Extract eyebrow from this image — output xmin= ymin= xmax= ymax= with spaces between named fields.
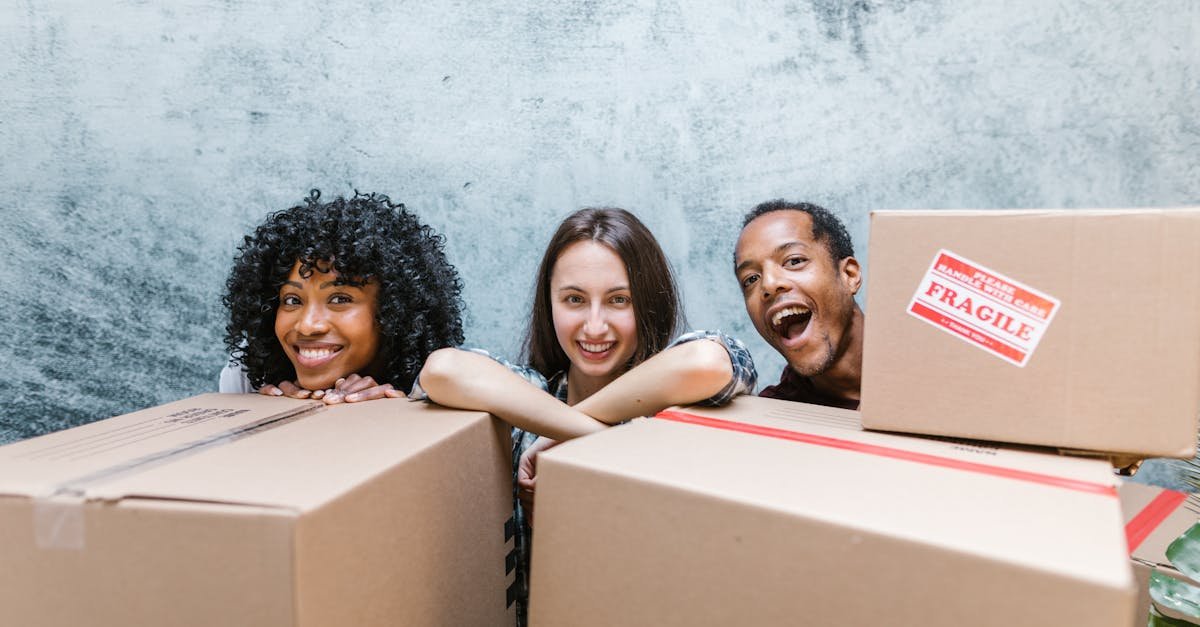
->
xmin=734 ymin=241 xmax=809 ymax=274
xmin=555 ymin=285 xmax=630 ymax=294
xmin=280 ymin=280 xmax=363 ymax=290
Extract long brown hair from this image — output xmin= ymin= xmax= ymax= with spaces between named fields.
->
xmin=522 ymin=208 xmax=682 ymax=378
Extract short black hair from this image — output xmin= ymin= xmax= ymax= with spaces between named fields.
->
xmin=223 ymin=190 xmax=465 ymax=391
xmin=742 ymin=199 xmax=855 ymax=261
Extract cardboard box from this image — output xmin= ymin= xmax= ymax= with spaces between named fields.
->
xmin=1118 ymin=480 xmax=1200 ymax=626
xmin=0 ymin=394 xmax=516 ymax=627
xmin=861 ymin=209 xmax=1200 ymax=459
xmin=528 ymin=395 xmax=1135 ymax=626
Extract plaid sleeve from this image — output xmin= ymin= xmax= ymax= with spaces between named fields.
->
xmin=668 ymin=329 xmax=758 ymax=406
xmin=408 ymin=347 xmax=550 ymax=400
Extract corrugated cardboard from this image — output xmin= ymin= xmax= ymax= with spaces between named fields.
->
xmin=861 ymin=209 xmax=1200 ymax=458
xmin=1118 ymin=480 xmax=1200 ymax=626
xmin=0 ymin=394 xmax=515 ymax=627
xmin=529 ymin=395 xmax=1135 ymax=627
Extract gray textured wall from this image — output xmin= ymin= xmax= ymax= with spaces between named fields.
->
xmin=2 ymin=1 xmax=1197 ymax=467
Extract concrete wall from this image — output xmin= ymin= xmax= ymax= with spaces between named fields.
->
xmin=2 ymin=1 xmax=1197 ymax=461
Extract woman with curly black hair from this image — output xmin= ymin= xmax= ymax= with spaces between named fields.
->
xmin=219 ymin=189 xmax=464 ymax=399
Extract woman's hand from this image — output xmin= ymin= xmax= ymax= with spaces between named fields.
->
xmin=258 ymin=380 xmax=316 ymax=399
xmin=320 ymin=374 xmax=405 ymax=404
xmin=258 ymin=375 xmax=403 ymax=403
xmin=517 ymin=436 xmax=559 ymax=527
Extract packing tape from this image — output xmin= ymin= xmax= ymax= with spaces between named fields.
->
xmin=34 ymin=491 xmax=86 ymax=550
xmin=506 ymin=579 xmax=520 ymax=608
xmin=655 ymin=410 xmax=1118 ymax=497
xmin=1126 ymin=488 xmax=1189 ymax=554
xmin=32 ymin=402 xmax=321 ymax=551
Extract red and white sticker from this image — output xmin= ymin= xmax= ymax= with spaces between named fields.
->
xmin=907 ymin=250 xmax=1060 ymax=367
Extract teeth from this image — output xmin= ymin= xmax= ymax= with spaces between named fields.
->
xmin=771 ymin=306 xmax=811 ymax=328
xmin=298 ymin=347 xmax=338 ymax=359
xmin=580 ymin=342 xmax=614 ymax=353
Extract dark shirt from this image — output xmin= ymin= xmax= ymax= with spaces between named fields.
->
xmin=758 ymin=366 xmax=860 ymax=410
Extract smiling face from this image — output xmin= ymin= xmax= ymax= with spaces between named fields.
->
xmin=549 ymin=241 xmax=639 ymax=391
xmin=274 ymin=261 xmax=382 ymax=390
xmin=735 ymin=211 xmax=862 ymax=378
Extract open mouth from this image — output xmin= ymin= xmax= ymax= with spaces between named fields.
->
xmin=770 ymin=305 xmax=812 ymax=341
xmin=578 ymin=341 xmax=615 ymax=360
xmin=294 ymin=345 xmax=343 ymax=367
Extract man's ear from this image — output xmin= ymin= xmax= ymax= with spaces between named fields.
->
xmin=839 ymin=256 xmax=862 ymax=295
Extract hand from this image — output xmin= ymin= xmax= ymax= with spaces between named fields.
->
xmin=258 ymin=380 xmax=317 ymax=399
xmin=320 ymin=374 xmax=404 ymax=404
xmin=517 ymin=436 xmax=559 ymax=527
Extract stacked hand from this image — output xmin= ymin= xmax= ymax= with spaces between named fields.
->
xmin=257 ymin=374 xmax=405 ymax=404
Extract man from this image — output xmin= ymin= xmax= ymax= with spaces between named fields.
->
xmin=734 ymin=200 xmax=864 ymax=409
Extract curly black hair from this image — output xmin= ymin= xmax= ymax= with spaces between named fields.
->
xmin=223 ymin=190 xmax=465 ymax=391
xmin=742 ymin=199 xmax=855 ymax=261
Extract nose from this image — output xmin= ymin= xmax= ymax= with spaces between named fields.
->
xmin=759 ymin=263 xmax=789 ymax=299
xmin=296 ymin=303 xmax=331 ymax=336
xmin=582 ymin=303 xmax=609 ymax=336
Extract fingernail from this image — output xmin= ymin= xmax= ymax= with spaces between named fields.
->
xmin=336 ymin=378 xmax=346 ymax=385
xmin=271 ymin=388 xmax=283 ymax=396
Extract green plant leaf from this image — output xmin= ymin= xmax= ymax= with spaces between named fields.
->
xmin=1168 ymin=523 xmax=1200 ymax=583
xmin=1150 ymin=604 xmax=1200 ymax=626
xmin=1150 ymin=571 xmax=1200 ymax=621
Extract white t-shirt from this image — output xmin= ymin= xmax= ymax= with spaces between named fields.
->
xmin=218 ymin=362 xmax=256 ymax=393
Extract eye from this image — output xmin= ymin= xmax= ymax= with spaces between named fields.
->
xmin=783 ymin=256 xmax=808 ymax=268
xmin=565 ymin=294 xmax=584 ymax=305
xmin=610 ymin=294 xmax=631 ymax=306
xmin=329 ymin=293 xmax=354 ymax=305
xmin=280 ymin=294 xmax=302 ymax=306
xmin=740 ymin=274 xmax=759 ymax=289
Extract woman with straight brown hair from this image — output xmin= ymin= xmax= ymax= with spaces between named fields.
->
xmin=416 ymin=207 xmax=756 ymax=625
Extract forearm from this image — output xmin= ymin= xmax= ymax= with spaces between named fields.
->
xmin=419 ymin=348 xmax=607 ymax=440
xmin=574 ymin=339 xmax=733 ymax=425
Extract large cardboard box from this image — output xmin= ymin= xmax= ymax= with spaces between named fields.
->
xmin=0 ymin=394 xmax=516 ymax=627
xmin=529 ymin=395 xmax=1135 ymax=626
xmin=861 ymin=209 xmax=1200 ymax=459
xmin=1118 ymin=480 xmax=1200 ymax=626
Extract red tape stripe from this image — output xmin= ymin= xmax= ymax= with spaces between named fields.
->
xmin=654 ymin=410 xmax=1117 ymax=497
xmin=1125 ymin=489 xmax=1188 ymax=554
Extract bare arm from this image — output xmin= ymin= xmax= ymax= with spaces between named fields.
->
xmin=573 ymin=338 xmax=734 ymax=425
xmin=418 ymin=348 xmax=608 ymax=441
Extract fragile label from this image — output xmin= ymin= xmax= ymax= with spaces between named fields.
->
xmin=907 ymin=250 xmax=1060 ymax=367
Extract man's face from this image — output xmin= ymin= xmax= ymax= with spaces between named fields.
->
xmin=735 ymin=211 xmax=861 ymax=377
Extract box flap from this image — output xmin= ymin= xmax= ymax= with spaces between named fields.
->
xmin=80 ymin=399 xmax=494 ymax=511
xmin=1120 ymin=480 xmax=1200 ymax=573
xmin=0 ymin=394 xmax=319 ymax=498
xmin=547 ymin=396 xmax=1130 ymax=590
